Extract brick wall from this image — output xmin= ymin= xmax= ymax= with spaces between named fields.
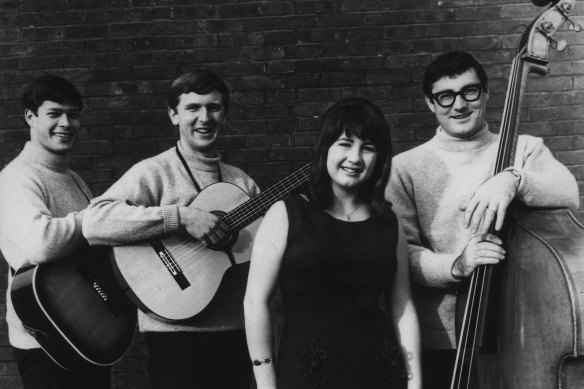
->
xmin=1 ymin=1 xmax=583 ymax=388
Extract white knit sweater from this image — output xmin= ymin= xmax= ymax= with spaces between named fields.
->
xmin=83 ymin=141 xmax=260 ymax=333
xmin=0 ymin=142 xmax=92 ymax=349
xmin=386 ymin=124 xmax=579 ymax=349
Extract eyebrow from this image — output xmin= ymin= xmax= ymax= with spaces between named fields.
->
xmin=46 ymin=107 xmax=80 ymax=113
xmin=184 ymin=102 xmax=223 ymax=109
xmin=433 ymin=83 xmax=481 ymax=94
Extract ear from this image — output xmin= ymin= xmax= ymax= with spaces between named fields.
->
xmin=484 ymin=84 xmax=490 ymax=101
xmin=168 ymin=107 xmax=179 ymax=126
xmin=425 ymin=96 xmax=436 ymax=114
xmin=24 ymin=109 xmax=36 ymax=127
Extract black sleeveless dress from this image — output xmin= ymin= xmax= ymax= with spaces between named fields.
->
xmin=277 ymin=196 xmax=407 ymax=389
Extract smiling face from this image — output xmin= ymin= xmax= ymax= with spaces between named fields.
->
xmin=425 ymin=68 xmax=488 ymax=139
xmin=326 ymin=132 xmax=378 ymax=196
xmin=169 ymin=90 xmax=226 ymax=156
xmin=26 ymin=100 xmax=81 ymax=155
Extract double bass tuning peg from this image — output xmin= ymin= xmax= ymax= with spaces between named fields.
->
xmin=557 ymin=2 xmax=583 ymax=32
xmin=537 ymin=24 xmax=568 ymax=52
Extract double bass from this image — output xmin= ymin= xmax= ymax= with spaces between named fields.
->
xmin=451 ymin=1 xmax=584 ymax=388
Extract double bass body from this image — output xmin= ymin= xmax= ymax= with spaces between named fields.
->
xmin=450 ymin=1 xmax=584 ymax=387
xmin=494 ymin=207 xmax=584 ymax=388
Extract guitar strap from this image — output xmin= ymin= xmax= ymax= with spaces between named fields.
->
xmin=175 ymin=146 xmax=237 ymax=265
xmin=69 ymin=172 xmax=91 ymax=204
xmin=175 ymin=146 xmax=223 ymax=192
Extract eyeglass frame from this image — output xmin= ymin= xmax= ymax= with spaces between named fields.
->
xmin=430 ymin=83 xmax=486 ymax=108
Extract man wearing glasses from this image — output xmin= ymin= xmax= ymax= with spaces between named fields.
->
xmin=386 ymin=50 xmax=578 ymax=388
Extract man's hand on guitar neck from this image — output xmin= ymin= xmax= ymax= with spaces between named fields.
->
xmin=178 ymin=206 xmax=229 ymax=245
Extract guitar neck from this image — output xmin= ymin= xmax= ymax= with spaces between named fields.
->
xmin=222 ymin=163 xmax=311 ymax=231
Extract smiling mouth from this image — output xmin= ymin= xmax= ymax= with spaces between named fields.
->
xmin=194 ymin=127 xmax=215 ymax=134
xmin=451 ymin=112 xmax=472 ymax=120
xmin=341 ymin=166 xmax=363 ymax=174
xmin=53 ymin=132 xmax=74 ymax=139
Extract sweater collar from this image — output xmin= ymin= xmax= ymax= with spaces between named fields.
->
xmin=433 ymin=122 xmax=497 ymax=152
xmin=20 ymin=141 xmax=70 ymax=172
xmin=176 ymin=141 xmax=221 ymax=172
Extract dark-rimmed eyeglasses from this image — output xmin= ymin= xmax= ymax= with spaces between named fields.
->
xmin=431 ymin=84 xmax=485 ymax=108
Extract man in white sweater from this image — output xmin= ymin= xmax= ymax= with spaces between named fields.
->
xmin=0 ymin=75 xmax=110 ymax=388
xmin=386 ymin=51 xmax=579 ymax=388
xmin=82 ymin=70 xmax=259 ymax=389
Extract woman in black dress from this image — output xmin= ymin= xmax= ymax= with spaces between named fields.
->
xmin=244 ymin=98 xmax=422 ymax=389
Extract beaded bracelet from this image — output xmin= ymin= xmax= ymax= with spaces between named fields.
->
xmin=251 ymin=357 xmax=274 ymax=366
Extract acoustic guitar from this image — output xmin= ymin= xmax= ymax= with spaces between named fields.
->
xmin=111 ymin=163 xmax=311 ymax=327
xmin=10 ymin=245 xmax=137 ymax=371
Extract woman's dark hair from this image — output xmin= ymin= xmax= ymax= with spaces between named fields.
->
xmin=309 ymin=97 xmax=393 ymax=218
xmin=22 ymin=74 xmax=83 ymax=114
xmin=423 ymin=51 xmax=489 ymax=99
xmin=167 ymin=70 xmax=230 ymax=112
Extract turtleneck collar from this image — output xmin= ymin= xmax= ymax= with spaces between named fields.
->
xmin=176 ymin=141 xmax=221 ymax=173
xmin=19 ymin=141 xmax=70 ymax=172
xmin=433 ymin=122 xmax=497 ymax=153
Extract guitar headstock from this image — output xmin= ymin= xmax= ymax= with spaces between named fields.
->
xmin=519 ymin=0 xmax=580 ymax=74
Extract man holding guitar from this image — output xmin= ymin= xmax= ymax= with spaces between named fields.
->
xmin=386 ymin=51 xmax=579 ymax=388
xmin=82 ymin=70 xmax=259 ymax=389
xmin=0 ymin=75 xmax=111 ymax=388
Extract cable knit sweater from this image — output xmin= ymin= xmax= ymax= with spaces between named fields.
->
xmin=0 ymin=141 xmax=92 ymax=349
xmin=386 ymin=124 xmax=579 ymax=349
xmin=82 ymin=141 xmax=260 ymax=333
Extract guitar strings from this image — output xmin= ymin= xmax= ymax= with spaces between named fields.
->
xmin=167 ymin=165 xmax=311 ymax=265
xmin=166 ymin=164 xmax=310 ymax=258
xmin=172 ymin=165 xmax=310 ymax=258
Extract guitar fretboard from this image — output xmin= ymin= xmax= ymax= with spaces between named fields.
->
xmin=222 ymin=163 xmax=311 ymax=231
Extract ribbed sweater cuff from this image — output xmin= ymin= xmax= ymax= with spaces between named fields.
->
xmin=441 ymin=253 xmax=463 ymax=286
xmin=516 ymin=169 xmax=536 ymax=201
xmin=161 ymin=205 xmax=180 ymax=234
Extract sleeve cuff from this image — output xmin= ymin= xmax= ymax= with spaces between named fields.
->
xmin=161 ymin=205 xmax=180 ymax=234
xmin=512 ymin=168 xmax=536 ymax=201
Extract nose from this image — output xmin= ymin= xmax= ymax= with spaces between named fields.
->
xmin=198 ymin=108 xmax=210 ymax=123
xmin=452 ymin=94 xmax=468 ymax=111
xmin=346 ymin=145 xmax=362 ymax=163
xmin=58 ymin=114 xmax=70 ymax=127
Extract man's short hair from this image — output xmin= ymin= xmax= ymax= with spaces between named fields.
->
xmin=22 ymin=74 xmax=83 ymax=114
xmin=167 ymin=70 xmax=230 ymax=112
xmin=423 ymin=51 xmax=489 ymax=99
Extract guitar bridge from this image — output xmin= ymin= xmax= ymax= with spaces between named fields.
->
xmin=77 ymin=265 xmax=124 ymax=316
xmin=151 ymin=239 xmax=190 ymax=290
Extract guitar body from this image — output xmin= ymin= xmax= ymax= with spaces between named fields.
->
xmin=111 ymin=182 xmax=262 ymax=328
xmin=10 ymin=246 xmax=137 ymax=371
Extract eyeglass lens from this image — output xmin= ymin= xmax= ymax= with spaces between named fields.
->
xmin=435 ymin=85 xmax=482 ymax=107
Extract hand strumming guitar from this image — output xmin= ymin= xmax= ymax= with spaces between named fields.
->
xmin=179 ymin=206 xmax=229 ymax=245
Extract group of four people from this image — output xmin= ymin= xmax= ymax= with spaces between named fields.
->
xmin=0 ymin=50 xmax=578 ymax=389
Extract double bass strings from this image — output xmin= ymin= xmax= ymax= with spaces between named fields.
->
xmin=451 ymin=52 xmax=525 ymax=389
